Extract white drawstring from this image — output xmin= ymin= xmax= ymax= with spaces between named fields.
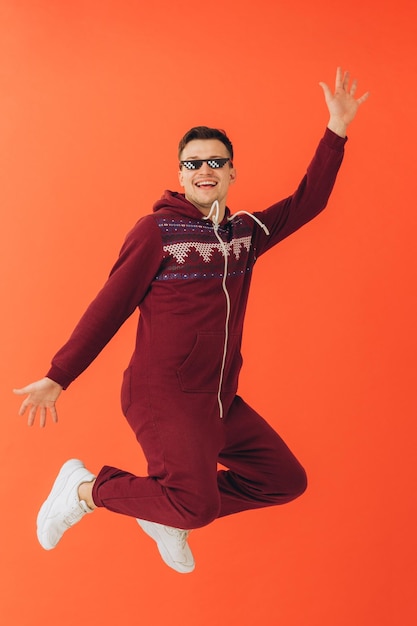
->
xmin=228 ymin=210 xmax=270 ymax=235
xmin=203 ymin=201 xmax=229 ymax=417
xmin=203 ymin=201 xmax=269 ymax=418
xmin=203 ymin=199 xmax=221 ymax=225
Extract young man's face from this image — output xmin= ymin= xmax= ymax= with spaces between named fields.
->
xmin=178 ymin=139 xmax=236 ymax=217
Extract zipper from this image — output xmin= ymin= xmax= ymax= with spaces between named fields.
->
xmin=204 ymin=201 xmax=229 ymax=418
xmin=204 ymin=201 xmax=270 ymax=418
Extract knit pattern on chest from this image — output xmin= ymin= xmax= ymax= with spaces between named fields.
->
xmin=155 ymin=216 xmax=254 ymax=281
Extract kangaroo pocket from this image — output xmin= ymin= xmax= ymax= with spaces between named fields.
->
xmin=177 ymin=331 xmax=242 ymax=393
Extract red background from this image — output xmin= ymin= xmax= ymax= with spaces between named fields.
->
xmin=1 ymin=1 xmax=416 ymax=624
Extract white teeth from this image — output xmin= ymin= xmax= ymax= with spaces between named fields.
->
xmin=196 ymin=181 xmax=216 ymax=187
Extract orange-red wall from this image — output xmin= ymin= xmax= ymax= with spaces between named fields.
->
xmin=2 ymin=1 xmax=416 ymax=624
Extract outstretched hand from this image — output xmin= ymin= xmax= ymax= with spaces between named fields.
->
xmin=13 ymin=377 xmax=63 ymax=427
xmin=319 ymin=67 xmax=370 ymax=137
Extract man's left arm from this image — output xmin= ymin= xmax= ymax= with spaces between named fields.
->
xmin=253 ymin=68 xmax=369 ymax=253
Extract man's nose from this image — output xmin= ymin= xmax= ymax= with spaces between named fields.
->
xmin=199 ymin=161 xmax=213 ymax=174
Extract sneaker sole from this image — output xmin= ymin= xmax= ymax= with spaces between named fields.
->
xmin=136 ymin=519 xmax=195 ymax=574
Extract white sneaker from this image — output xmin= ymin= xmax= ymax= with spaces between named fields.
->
xmin=37 ymin=459 xmax=95 ymax=550
xmin=136 ymin=519 xmax=195 ymax=574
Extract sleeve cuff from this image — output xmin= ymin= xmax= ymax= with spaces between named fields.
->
xmin=46 ymin=365 xmax=74 ymax=390
xmin=322 ymin=127 xmax=348 ymax=150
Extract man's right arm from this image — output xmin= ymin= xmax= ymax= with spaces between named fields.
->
xmin=14 ymin=215 xmax=163 ymax=427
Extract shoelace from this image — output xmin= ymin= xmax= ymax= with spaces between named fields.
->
xmin=63 ymin=500 xmax=89 ymax=528
xmin=165 ymin=526 xmax=190 ymax=548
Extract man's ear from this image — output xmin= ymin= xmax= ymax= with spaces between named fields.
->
xmin=178 ymin=169 xmax=184 ymax=187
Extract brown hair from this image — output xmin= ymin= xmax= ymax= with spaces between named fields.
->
xmin=178 ymin=126 xmax=234 ymax=161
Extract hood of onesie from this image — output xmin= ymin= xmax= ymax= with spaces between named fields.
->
xmin=152 ymin=190 xmax=231 ymax=222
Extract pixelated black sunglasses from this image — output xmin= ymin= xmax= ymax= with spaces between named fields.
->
xmin=179 ymin=157 xmax=232 ymax=170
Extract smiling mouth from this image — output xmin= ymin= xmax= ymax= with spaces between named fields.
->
xmin=195 ymin=180 xmax=217 ymax=188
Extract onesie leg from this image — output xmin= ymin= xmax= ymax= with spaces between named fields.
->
xmin=92 ymin=396 xmax=225 ymax=530
xmin=217 ymin=396 xmax=307 ymax=518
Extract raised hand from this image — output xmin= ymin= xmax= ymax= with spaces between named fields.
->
xmin=319 ymin=67 xmax=370 ymax=137
xmin=13 ymin=377 xmax=63 ymax=428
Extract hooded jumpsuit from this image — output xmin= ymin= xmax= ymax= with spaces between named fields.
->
xmin=46 ymin=129 xmax=346 ymax=530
